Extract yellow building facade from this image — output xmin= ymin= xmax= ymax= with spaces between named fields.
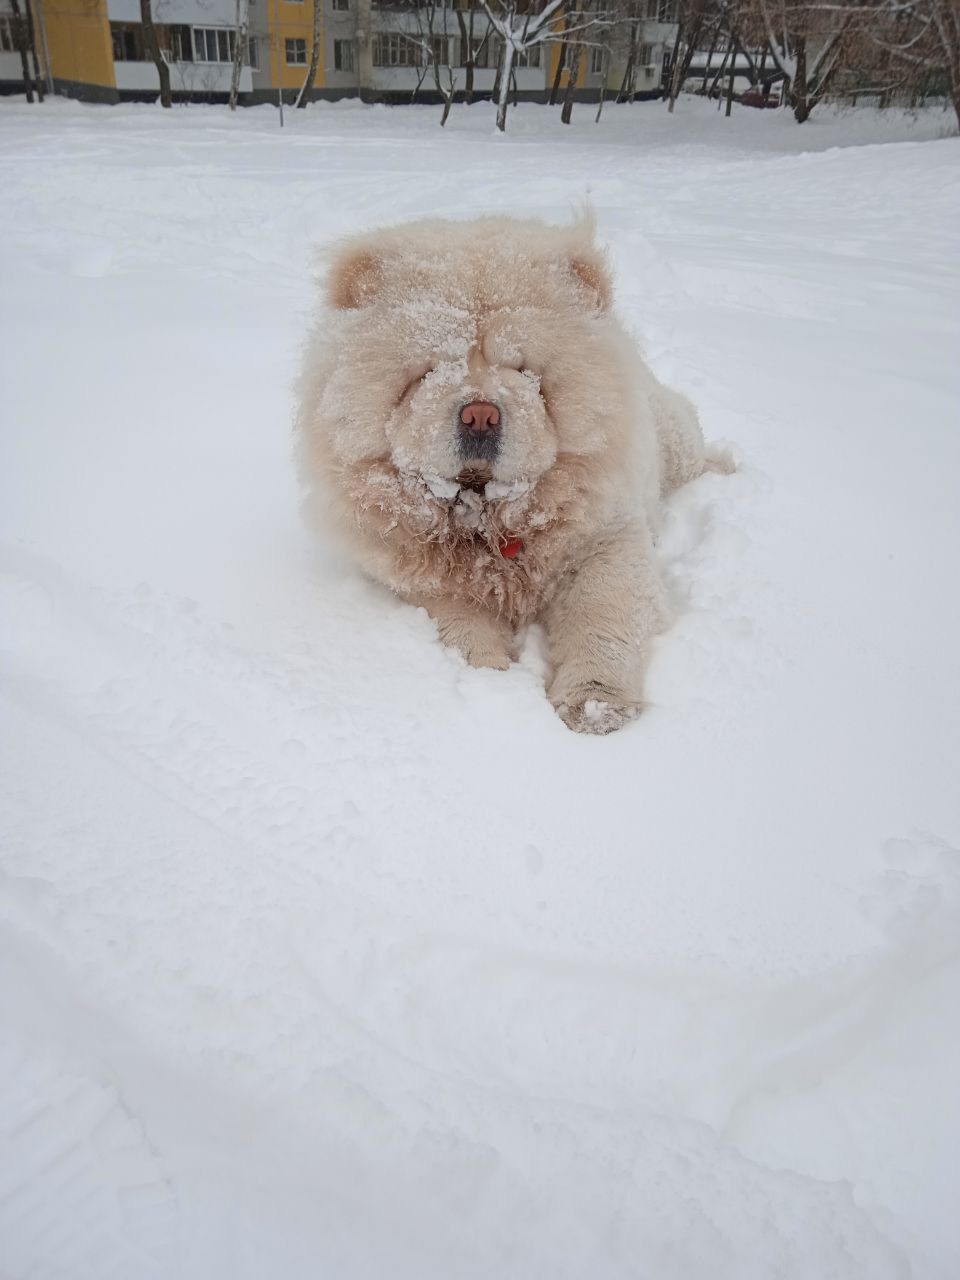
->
xmin=0 ymin=0 xmax=327 ymax=101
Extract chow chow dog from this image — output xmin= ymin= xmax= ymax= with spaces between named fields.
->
xmin=296 ymin=215 xmax=730 ymax=734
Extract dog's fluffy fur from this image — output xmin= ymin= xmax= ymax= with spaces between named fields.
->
xmin=296 ymin=215 xmax=730 ymax=734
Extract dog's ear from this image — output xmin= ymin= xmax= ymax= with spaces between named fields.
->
xmin=327 ymin=249 xmax=382 ymax=310
xmin=569 ymin=252 xmax=613 ymax=312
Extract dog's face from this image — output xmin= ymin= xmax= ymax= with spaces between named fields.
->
xmin=384 ymin=302 xmax=557 ymax=489
xmin=319 ymin=218 xmax=623 ymax=493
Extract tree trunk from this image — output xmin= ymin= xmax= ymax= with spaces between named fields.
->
xmin=17 ymin=45 xmax=35 ymax=102
xmin=665 ymin=20 xmax=683 ymax=105
xmin=429 ymin=10 xmax=454 ymax=127
xmin=725 ymin=36 xmax=738 ymax=116
xmin=701 ymin=25 xmax=719 ymax=94
xmin=140 ymin=0 xmax=171 ymax=107
xmin=9 ymin=0 xmax=41 ymax=101
xmin=549 ymin=10 xmax=572 ymax=105
xmin=930 ymin=0 xmax=960 ymax=130
xmin=791 ymin=34 xmax=808 ymax=122
xmin=9 ymin=0 xmax=35 ymax=102
xmin=560 ymin=38 xmax=584 ymax=124
xmin=296 ymin=0 xmax=323 ymax=106
xmin=495 ymin=39 xmax=515 ymax=131
xmin=24 ymin=0 xmax=44 ymax=99
xmin=356 ymin=0 xmax=374 ymax=102
xmin=669 ymin=16 xmax=701 ymax=111
xmin=617 ymin=42 xmax=637 ymax=102
xmin=550 ymin=43 xmax=568 ymax=105
xmin=617 ymin=52 xmax=635 ymax=103
xmin=433 ymin=60 xmax=454 ymax=124
xmin=456 ymin=9 xmax=476 ymax=105
xmin=229 ymin=0 xmax=249 ymax=111
xmin=667 ymin=32 xmax=685 ymax=110
xmin=595 ymin=49 xmax=608 ymax=122
xmin=409 ymin=57 xmax=428 ymax=104
xmin=709 ymin=39 xmax=732 ymax=99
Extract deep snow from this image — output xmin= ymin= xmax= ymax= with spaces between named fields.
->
xmin=1 ymin=96 xmax=959 ymax=1280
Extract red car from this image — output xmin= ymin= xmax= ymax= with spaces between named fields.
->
xmin=740 ymin=86 xmax=781 ymax=109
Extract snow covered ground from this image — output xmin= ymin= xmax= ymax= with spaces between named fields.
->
xmin=1 ymin=95 xmax=958 ymax=1279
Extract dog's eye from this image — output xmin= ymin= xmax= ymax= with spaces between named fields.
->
xmin=400 ymin=372 xmax=429 ymax=402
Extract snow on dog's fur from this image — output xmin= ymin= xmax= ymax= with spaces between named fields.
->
xmin=296 ymin=215 xmax=730 ymax=734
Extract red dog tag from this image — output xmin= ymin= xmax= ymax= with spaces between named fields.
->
xmin=499 ymin=537 xmax=523 ymax=560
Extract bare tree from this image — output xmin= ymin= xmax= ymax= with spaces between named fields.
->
xmin=456 ymin=0 xmax=492 ymax=104
xmin=614 ymin=0 xmax=642 ymax=102
xmin=754 ymin=0 xmax=858 ymax=121
xmin=873 ymin=0 xmax=960 ymax=128
xmin=560 ymin=31 xmax=586 ymax=122
xmin=927 ymin=0 xmax=960 ymax=124
xmin=483 ymin=0 xmax=607 ymax=130
xmin=230 ymin=0 xmax=250 ymax=110
xmin=665 ymin=0 xmax=716 ymax=111
xmin=140 ymin=0 xmax=172 ymax=107
xmin=483 ymin=0 xmax=574 ymax=130
xmin=297 ymin=0 xmax=323 ymax=106
xmin=550 ymin=5 xmax=576 ymax=103
xmin=9 ymin=0 xmax=44 ymax=102
xmin=428 ymin=6 xmax=459 ymax=125
xmin=725 ymin=30 xmax=738 ymax=111
xmin=399 ymin=5 xmax=459 ymax=123
xmin=595 ymin=43 xmax=610 ymax=118
xmin=558 ymin=0 xmax=614 ymax=123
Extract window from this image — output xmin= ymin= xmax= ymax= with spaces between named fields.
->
xmin=193 ymin=28 xmax=237 ymax=63
xmin=370 ymin=32 xmax=452 ymax=68
xmin=0 ymin=16 xmax=17 ymax=53
xmin=372 ymin=33 xmax=417 ymax=67
xmin=333 ymin=0 xmax=350 ymax=9
xmin=640 ymin=43 xmax=654 ymax=67
xmin=589 ymin=45 xmax=605 ymax=75
xmin=334 ymin=38 xmax=354 ymax=71
xmin=474 ymin=33 xmax=542 ymax=70
xmin=169 ymin=25 xmax=192 ymax=61
xmin=110 ymin=24 xmax=148 ymax=62
xmin=657 ymin=0 xmax=676 ymax=19
xmin=286 ymin=38 xmax=307 ymax=64
xmin=167 ymin=27 xmax=254 ymax=66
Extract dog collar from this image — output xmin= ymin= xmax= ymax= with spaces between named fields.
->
xmin=499 ymin=537 xmax=523 ymax=559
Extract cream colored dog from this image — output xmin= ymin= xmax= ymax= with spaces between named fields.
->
xmin=296 ymin=215 xmax=730 ymax=734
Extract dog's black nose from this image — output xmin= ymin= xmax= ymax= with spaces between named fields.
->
xmin=458 ymin=401 xmax=501 ymax=460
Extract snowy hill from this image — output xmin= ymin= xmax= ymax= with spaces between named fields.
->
xmin=1 ymin=97 xmax=959 ymax=1279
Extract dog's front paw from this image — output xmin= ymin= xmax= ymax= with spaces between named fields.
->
xmin=434 ymin=612 xmax=512 ymax=671
xmin=552 ymin=684 xmax=642 ymax=735
xmin=458 ymin=636 xmax=511 ymax=671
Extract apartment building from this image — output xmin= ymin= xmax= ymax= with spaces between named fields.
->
xmin=0 ymin=0 xmax=676 ymax=104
